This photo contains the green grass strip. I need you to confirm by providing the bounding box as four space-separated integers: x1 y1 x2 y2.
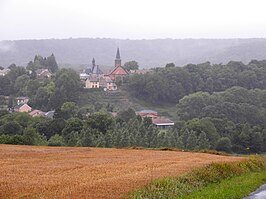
125 156 266 199
183 171 266 199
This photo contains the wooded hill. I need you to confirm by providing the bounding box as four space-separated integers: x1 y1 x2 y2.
1 38 266 68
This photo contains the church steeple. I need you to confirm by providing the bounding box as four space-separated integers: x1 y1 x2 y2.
92 58 96 67
115 48 121 67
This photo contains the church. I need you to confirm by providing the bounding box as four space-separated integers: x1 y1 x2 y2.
82 48 129 90
106 48 129 81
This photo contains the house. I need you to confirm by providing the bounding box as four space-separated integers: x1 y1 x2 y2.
136 110 158 119
85 76 100 88
16 97 29 105
152 117 174 129
29 110 45 117
106 48 129 81
14 104 32 113
0 68 10 76
36 69 52 79
44 111 55 119
99 76 117 91
85 75 117 91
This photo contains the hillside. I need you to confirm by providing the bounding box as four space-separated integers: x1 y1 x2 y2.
1 38 266 68
0 145 243 199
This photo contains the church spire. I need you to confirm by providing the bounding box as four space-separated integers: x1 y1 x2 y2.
116 48 120 59
92 58 95 67
115 48 121 67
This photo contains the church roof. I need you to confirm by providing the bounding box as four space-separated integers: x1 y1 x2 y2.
108 65 129 76
92 65 103 75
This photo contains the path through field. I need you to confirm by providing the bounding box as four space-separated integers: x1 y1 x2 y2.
0 145 243 198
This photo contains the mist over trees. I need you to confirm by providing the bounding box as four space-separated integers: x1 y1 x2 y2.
2 38 266 68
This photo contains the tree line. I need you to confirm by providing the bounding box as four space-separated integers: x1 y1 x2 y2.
126 60 266 104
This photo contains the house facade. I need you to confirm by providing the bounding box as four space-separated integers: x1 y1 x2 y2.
29 110 45 117
85 76 100 88
0 69 10 76
14 104 32 113
36 69 52 79
16 97 30 105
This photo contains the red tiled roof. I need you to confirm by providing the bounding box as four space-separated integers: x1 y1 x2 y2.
152 117 174 125
109 66 129 76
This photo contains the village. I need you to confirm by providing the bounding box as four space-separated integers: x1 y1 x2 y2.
0 48 174 128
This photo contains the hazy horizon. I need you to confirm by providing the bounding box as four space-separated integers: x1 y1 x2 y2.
1 0 266 41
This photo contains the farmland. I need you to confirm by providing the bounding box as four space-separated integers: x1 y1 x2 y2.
0 145 244 198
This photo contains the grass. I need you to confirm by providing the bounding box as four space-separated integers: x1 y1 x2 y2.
126 156 266 199
183 171 266 199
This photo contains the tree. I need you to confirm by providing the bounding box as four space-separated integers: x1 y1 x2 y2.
186 130 197 150
46 54 59 73
124 60 139 71
215 137 232 152
23 127 47 146
197 132 210 149
165 63 175 68
116 108 136 124
49 69 81 109
2 121 22 135
60 102 78 119
48 134 65 146
87 112 115 134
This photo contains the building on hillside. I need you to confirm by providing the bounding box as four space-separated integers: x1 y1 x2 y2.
99 76 117 91
85 76 100 89
0 68 10 76
44 111 55 119
136 110 158 119
152 117 175 129
81 48 128 89
106 48 129 81
29 110 45 117
14 104 32 113
82 58 103 76
85 75 117 91
16 97 30 105
36 69 52 79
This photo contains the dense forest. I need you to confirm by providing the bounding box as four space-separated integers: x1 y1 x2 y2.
2 38 266 68
1 56 266 154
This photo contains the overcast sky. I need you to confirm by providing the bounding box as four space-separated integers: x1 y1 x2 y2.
1 0 266 40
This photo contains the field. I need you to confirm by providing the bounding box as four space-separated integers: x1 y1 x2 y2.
0 145 244 198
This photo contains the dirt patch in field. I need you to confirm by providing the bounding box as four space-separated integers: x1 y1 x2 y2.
0 145 244 198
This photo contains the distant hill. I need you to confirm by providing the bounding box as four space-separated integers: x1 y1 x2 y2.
1 38 266 69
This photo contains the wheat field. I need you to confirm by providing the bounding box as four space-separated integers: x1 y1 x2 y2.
0 145 244 198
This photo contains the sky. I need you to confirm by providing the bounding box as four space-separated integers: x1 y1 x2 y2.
1 0 266 40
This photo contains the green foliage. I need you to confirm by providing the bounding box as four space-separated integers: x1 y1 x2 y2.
126 156 266 198
116 108 136 124
23 127 47 146
216 137 232 152
183 171 266 199
87 112 115 134
124 60 139 71
165 62 175 68
26 54 58 73
177 87 266 126
48 134 65 146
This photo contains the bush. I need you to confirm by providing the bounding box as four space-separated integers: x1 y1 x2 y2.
48 134 65 146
